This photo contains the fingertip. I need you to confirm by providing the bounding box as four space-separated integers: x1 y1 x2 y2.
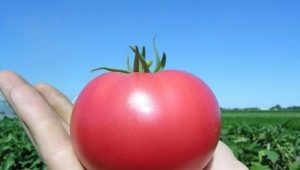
34 82 50 91
0 70 18 78
33 82 73 125
0 71 29 104
34 82 71 103
0 70 28 86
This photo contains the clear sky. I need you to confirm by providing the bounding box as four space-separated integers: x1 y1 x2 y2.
0 0 299 108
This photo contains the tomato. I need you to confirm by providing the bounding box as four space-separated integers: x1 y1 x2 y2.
71 45 221 170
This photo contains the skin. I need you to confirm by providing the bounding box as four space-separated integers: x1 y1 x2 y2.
0 70 248 170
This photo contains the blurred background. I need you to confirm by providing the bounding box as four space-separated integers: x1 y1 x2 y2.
0 1 300 169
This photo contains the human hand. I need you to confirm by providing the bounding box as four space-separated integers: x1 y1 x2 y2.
0 71 248 170
0 71 84 170
204 141 248 170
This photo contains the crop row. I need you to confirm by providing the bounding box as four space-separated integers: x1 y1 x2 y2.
1 117 299 170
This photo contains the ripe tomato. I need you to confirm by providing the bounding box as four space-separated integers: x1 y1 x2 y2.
71 45 221 170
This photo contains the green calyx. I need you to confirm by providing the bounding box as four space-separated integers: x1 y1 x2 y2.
91 38 167 73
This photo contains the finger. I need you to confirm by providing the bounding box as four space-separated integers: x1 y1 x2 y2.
208 141 248 170
214 141 237 160
34 83 71 134
34 83 73 125
10 80 83 169
0 71 83 170
0 71 28 105
203 159 213 170
0 71 38 149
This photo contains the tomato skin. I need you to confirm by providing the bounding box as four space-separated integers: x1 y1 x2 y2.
71 70 221 170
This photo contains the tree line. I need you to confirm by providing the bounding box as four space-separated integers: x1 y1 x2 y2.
221 104 300 112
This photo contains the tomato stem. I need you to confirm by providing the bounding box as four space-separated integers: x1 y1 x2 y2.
91 67 130 73
126 56 133 72
92 39 167 74
130 46 150 73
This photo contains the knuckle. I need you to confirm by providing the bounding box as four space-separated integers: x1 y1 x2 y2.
34 82 50 90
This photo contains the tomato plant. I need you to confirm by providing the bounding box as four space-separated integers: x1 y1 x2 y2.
221 122 300 170
0 117 45 170
71 43 221 170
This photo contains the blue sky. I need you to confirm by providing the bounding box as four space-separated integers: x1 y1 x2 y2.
0 0 299 108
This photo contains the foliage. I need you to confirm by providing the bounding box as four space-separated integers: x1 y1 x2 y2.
221 123 300 170
1 112 300 170
221 105 300 112
222 111 300 130
0 117 46 170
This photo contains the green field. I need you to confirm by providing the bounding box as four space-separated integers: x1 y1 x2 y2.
222 111 300 129
1 111 300 170
221 111 300 170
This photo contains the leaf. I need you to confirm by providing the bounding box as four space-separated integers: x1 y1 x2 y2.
91 67 130 74
160 52 167 70
250 162 271 170
146 60 153 67
130 46 140 72
2 158 15 170
137 51 150 72
126 56 133 72
259 150 279 163
0 117 45 169
142 46 146 58
233 136 249 143
265 150 279 163
289 161 300 170
153 36 161 72
130 46 150 72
